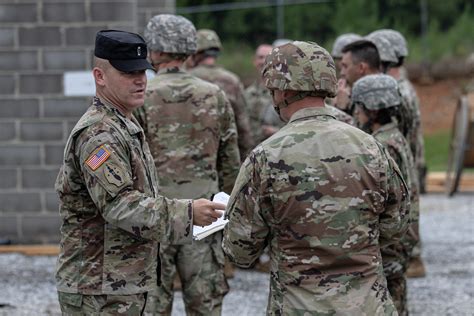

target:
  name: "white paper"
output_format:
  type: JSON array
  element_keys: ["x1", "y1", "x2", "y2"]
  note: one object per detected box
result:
[{"x1": 193, "y1": 192, "x2": 230, "y2": 241}]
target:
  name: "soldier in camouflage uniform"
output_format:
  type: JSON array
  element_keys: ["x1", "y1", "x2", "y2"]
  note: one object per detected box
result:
[
  {"x1": 135, "y1": 15, "x2": 241, "y2": 316},
  {"x1": 187, "y1": 29, "x2": 254, "y2": 160},
  {"x1": 331, "y1": 33, "x2": 362, "y2": 74},
  {"x1": 55, "y1": 30, "x2": 225, "y2": 315},
  {"x1": 352, "y1": 74, "x2": 420, "y2": 315},
  {"x1": 244, "y1": 44, "x2": 285, "y2": 143},
  {"x1": 369, "y1": 29, "x2": 427, "y2": 278},
  {"x1": 222, "y1": 41, "x2": 410, "y2": 315}
]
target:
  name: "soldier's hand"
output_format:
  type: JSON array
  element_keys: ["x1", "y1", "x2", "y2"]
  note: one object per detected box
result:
[
  {"x1": 335, "y1": 78, "x2": 351, "y2": 110},
  {"x1": 192, "y1": 198, "x2": 225, "y2": 226}
]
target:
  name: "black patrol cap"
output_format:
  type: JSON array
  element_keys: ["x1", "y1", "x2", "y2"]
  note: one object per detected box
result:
[{"x1": 94, "y1": 30, "x2": 153, "y2": 72}]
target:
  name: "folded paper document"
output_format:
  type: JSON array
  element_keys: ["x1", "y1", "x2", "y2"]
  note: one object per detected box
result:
[{"x1": 193, "y1": 192, "x2": 229, "y2": 241}]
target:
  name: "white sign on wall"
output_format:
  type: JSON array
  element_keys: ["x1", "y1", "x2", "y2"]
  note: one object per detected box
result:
[{"x1": 64, "y1": 71, "x2": 95, "y2": 96}]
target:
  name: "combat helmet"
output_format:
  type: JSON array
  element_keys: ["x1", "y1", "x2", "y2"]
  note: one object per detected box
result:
[
  {"x1": 196, "y1": 29, "x2": 222, "y2": 52},
  {"x1": 369, "y1": 29, "x2": 408, "y2": 58},
  {"x1": 363, "y1": 35, "x2": 398, "y2": 64},
  {"x1": 351, "y1": 74, "x2": 401, "y2": 110},
  {"x1": 144, "y1": 14, "x2": 197, "y2": 55},
  {"x1": 332, "y1": 33, "x2": 362, "y2": 58}
]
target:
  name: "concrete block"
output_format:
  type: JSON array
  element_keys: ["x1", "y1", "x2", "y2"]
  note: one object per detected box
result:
[
  {"x1": 45, "y1": 191, "x2": 59, "y2": 212},
  {"x1": 21, "y1": 214, "x2": 61, "y2": 243},
  {"x1": 19, "y1": 26, "x2": 61, "y2": 47},
  {"x1": 0, "y1": 98, "x2": 39, "y2": 118},
  {"x1": 0, "y1": 215, "x2": 19, "y2": 240},
  {"x1": 44, "y1": 97, "x2": 89, "y2": 117},
  {"x1": 22, "y1": 167, "x2": 60, "y2": 189},
  {"x1": 20, "y1": 122, "x2": 63, "y2": 141},
  {"x1": 0, "y1": 4, "x2": 37, "y2": 23},
  {"x1": 0, "y1": 51, "x2": 38, "y2": 71},
  {"x1": 43, "y1": 49, "x2": 86, "y2": 70},
  {"x1": 20, "y1": 73, "x2": 62, "y2": 94},
  {"x1": 0, "y1": 145, "x2": 40, "y2": 166},
  {"x1": 90, "y1": 1, "x2": 135, "y2": 21},
  {"x1": 0, "y1": 75, "x2": 15, "y2": 95},
  {"x1": 0, "y1": 192, "x2": 41, "y2": 213},
  {"x1": 0, "y1": 122, "x2": 16, "y2": 141},
  {"x1": 0, "y1": 28, "x2": 15, "y2": 47},
  {"x1": 65, "y1": 26, "x2": 106, "y2": 46},
  {"x1": 43, "y1": 2, "x2": 85, "y2": 22},
  {"x1": 45, "y1": 144, "x2": 65, "y2": 165},
  {"x1": 0, "y1": 168, "x2": 18, "y2": 189}
]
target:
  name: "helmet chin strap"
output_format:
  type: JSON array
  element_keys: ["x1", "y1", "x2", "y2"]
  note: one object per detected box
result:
[{"x1": 273, "y1": 91, "x2": 317, "y2": 121}]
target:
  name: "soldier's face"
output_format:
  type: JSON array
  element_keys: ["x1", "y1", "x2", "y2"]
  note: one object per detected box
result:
[
  {"x1": 254, "y1": 45, "x2": 273, "y2": 72},
  {"x1": 354, "y1": 104, "x2": 369, "y2": 127},
  {"x1": 340, "y1": 52, "x2": 362, "y2": 86},
  {"x1": 96, "y1": 65, "x2": 147, "y2": 113}
]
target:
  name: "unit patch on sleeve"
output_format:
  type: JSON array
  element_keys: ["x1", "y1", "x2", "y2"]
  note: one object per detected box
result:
[{"x1": 86, "y1": 145, "x2": 111, "y2": 170}]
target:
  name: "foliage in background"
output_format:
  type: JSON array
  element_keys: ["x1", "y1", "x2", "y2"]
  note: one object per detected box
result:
[{"x1": 178, "y1": 0, "x2": 474, "y2": 73}]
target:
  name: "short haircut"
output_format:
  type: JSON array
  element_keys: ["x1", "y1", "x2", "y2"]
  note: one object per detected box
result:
[{"x1": 342, "y1": 40, "x2": 380, "y2": 71}]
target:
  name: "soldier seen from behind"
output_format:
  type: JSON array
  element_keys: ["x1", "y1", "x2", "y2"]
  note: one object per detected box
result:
[
  {"x1": 187, "y1": 29, "x2": 254, "y2": 160},
  {"x1": 135, "y1": 15, "x2": 241, "y2": 316},
  {"x1": 352, "y1": 74, "x2": 419, "y2": 315},
  {"x1": 55, "y1": 30, "x2": 225, "y2": 315},
  {"x1": 222, "y1": 41, "x2": 409, "y2": 315}
]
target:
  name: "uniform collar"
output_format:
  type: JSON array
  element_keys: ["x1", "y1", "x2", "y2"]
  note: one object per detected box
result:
[
  {"x1": 288, "y1": 106, "x2": 337, "y2": 124},
  {"x1": 93, "y1": 96, "x2": 143, "y2": 135},
  {"x1": 372, "y1": 121, "x2": 398, "y2": 136},
  {"x1": 156, "y1": 66, "x2": 185, "y2": 76}
]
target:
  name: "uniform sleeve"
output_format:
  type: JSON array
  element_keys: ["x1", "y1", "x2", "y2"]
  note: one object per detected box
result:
[
  {"x1": 232, "y1": 82, "x2": 255, "y2": 159},
  {"x1": 222, "y1": 149, "x2": 270, "y2": 267},
  {"x1": 76, "y1": 129, "x2": 193, "y2": 244},
  {"x1": 378, "y1": 145, "x2": 410, "y2": 249},
  {"x1": 216, "y1": 90, "x2": 241, "y2": 194}
]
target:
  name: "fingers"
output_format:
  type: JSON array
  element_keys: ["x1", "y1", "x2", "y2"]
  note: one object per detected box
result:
[{"x1": 209, "y1": 201, "x2": 226, "y2": 211}]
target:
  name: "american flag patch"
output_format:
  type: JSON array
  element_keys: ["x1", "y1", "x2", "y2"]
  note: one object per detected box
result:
[{"x1": 86, "y1": 146, "x2": 110, "y2": 170}]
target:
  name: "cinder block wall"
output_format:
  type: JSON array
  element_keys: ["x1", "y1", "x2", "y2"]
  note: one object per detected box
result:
[{"x1": 0, "y1": 0, "x2": 174, "y2": 244}]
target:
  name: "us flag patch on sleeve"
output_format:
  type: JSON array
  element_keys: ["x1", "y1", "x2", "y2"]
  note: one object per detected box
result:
[{"x1": 86, "y1": 146, "x2": 110, "y2": 170}]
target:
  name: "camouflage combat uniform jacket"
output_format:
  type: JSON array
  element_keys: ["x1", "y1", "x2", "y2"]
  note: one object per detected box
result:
[
  {"x1": 189, "y1": 64, "x2": 254, "y2": 159},
  {"x1": 398, "y1": 78, "x2": 425, "y2": 175},
  {"x1": 325, "y1": 101, "x2": 354, "y2": 125},
  {"x1": 223, "y1": 106, "x2": 409, "y2": 315},
  {"x1": 55, "y1": 97, "x2": 193, "y2": 295},
  {"x1": 373, "y1": 122, "x2": 419, "y2": 274},
  {"x1": 135, "y1": 66, "x2": 240, "y2": 199},
  {"x1": 244, "y1": 81, "x2": 284, "y2": 142}
]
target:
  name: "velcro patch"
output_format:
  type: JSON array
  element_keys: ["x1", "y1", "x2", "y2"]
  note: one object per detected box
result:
[{"x1": 86, "y1": 145, "x2": 110, "y2": 170}]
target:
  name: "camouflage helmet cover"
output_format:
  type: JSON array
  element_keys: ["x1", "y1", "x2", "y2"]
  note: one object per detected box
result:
[
  {"x1": 352, "y1": 74, "x2": 401, "y2": 110},
  {"x1": 262, "y1": 41, "x2": 337, "y2": 97},
  {"x1": 369, "y1": 29, "x2": 408, "y2": 58},
  {"x1": 144, "y1": 14, "x2": 197, "y2": 54},
  {"x1": 363, "y1": 35, "x2": 398, "y2": 63},
  {"x1": 332, "y1": 33, "x2": 362, "y2": 58},
  {"x1": 196, "y1": 29, "x2": 222, "y2": 52}
]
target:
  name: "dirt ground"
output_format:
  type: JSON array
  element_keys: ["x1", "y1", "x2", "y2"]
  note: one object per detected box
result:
[{"x1": 413, "y1": 77, "x2": 472, "y2": 135}]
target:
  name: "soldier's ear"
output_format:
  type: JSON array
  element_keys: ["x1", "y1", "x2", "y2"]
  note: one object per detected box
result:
[{"x1": 93, "y1": 67, "x2": 106, "y2": 86}]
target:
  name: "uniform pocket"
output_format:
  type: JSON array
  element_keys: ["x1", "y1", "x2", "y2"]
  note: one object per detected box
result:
[{"x1": 58, "y1": 291, "x2": 83, "y2": 307}]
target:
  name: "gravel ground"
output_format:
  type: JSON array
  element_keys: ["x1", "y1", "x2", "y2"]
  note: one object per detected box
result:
[{"x1": 0, "y1": 193, "x2": 472, "y2": 316}]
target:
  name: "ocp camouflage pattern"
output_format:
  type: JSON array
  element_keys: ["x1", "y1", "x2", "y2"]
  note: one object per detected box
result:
[
  {"x1": 55, "y1": 97, "x2": 193, "y2": 295},
  {"x1": 223, "y1": 106, "x2": 409, "y2": 315}
]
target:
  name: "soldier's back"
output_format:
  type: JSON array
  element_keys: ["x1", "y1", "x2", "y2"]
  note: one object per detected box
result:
[{"x1": 252, "y1": 107, "x2": 399, "y2": 314}]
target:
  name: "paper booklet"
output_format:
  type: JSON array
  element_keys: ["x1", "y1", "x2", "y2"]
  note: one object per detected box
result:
[{"x1": 193, "y1": 192, "x2": 230, "y2": 241}]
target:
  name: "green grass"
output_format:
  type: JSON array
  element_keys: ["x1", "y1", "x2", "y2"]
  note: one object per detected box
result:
[{"x1": 424, "y1": 130, "x2": 451, "y2": 172}]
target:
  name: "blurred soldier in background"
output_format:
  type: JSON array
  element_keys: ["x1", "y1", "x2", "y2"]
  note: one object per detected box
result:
[
  {"x1": 223, "y1": 41, "x2": 409, "y2": 315},
  {"x1": 55, "y1": 29, "x2": 225, "y2": 315},
  {"x1": 331, "y1": 33, "x2": 362, "y2": 74},
  {"x1": 244, "y1": 44, "x2": 284, "y2": 143},
  {"x1": 352, "y1": 74, "x2": 419, "y2": 315},
  {"x1": 137, "y1": 15, "x2": 240, "y2": 315},
  {"x1": 187, "y1": 29, "x2": 254, "y2": 160},
  {"x1": 369, "y1": 29, "x2": 427, "y2": 278}
]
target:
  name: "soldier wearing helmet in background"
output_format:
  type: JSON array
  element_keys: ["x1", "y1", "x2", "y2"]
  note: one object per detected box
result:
[
  {"x1": 222, "y1": 41, "x2": 409, "y2": 315},
  {"x1": 187, "y1": 29, "x2": 254, "y2": 160},
  {"x1": 136, "y1": 15, "x2": 240, "y2": 315},
  {"x1": 331, "y1": 33, "x2": 362, "y2": 74},
  {"x1": 352, "y1": 74, "x2": 419, "y2": 315},
  {"x1": 369, "y1": 29, "x2": 427, "y2": 278}
]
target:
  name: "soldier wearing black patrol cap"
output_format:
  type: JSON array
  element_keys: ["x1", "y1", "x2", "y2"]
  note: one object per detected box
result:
[{"x1": 55, "y1": 29, "x2": 226, "y2": 315}]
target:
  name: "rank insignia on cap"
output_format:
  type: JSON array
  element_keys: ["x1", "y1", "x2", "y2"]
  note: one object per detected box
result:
[{"x1": 86, "y1": 146, "x2": 110, "y2": 171}]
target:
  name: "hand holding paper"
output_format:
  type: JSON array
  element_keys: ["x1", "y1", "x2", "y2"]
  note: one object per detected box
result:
[{"x1": 193, "y1": 192, "x2": 230, "y2": 240}]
